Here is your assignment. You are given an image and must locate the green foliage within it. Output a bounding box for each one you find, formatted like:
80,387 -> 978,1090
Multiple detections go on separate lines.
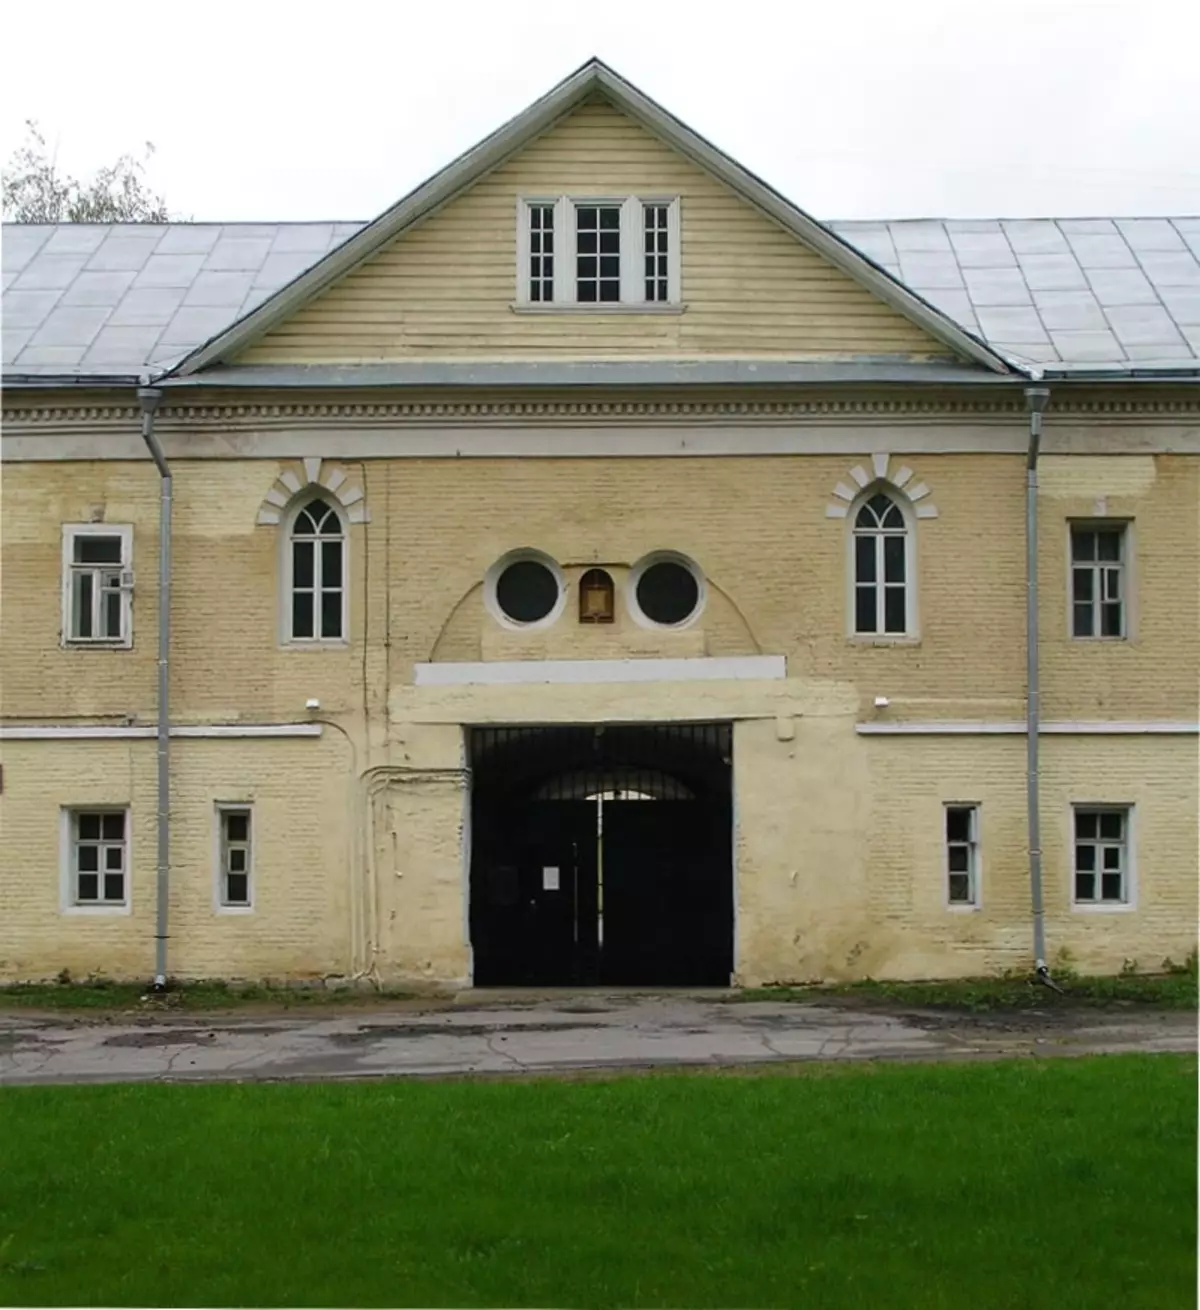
2,120 -> 172,223
0,1057 -> 1193,1308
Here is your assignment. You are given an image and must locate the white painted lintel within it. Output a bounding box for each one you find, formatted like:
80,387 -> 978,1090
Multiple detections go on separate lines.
414,655 -> 787,687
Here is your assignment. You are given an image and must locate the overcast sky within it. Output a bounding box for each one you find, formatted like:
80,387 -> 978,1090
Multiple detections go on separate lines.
4,0 -> 1199,224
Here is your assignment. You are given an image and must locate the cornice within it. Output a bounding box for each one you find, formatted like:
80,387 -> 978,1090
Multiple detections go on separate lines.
5,396 -> 1200,429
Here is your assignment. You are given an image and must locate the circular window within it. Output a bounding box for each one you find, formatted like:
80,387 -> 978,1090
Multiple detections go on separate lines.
487,552 -> 565,628
630,554 -> 704,627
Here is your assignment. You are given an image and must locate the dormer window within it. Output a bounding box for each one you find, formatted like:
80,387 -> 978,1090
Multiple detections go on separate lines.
517,196 -> 680,308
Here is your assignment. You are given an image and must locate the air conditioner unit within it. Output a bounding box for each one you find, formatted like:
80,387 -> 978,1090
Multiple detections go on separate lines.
119,570 -> 136,589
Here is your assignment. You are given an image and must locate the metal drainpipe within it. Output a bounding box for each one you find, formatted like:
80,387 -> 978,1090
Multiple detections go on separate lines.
137,383 -> 170,991
1024,381 -> 1052,985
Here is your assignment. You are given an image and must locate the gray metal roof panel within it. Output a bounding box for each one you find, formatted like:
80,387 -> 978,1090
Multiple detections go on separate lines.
6,217 -> 1199,377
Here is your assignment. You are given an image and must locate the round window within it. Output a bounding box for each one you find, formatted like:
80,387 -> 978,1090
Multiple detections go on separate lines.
634,559 -> 701,626
494,558 -> 560,625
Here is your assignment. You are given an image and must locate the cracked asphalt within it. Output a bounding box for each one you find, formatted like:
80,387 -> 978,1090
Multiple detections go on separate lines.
0,994 -> 1193,1085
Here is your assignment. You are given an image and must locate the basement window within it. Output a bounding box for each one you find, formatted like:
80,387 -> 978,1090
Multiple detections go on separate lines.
62,524 -> 133,647
517,197 -> 680,307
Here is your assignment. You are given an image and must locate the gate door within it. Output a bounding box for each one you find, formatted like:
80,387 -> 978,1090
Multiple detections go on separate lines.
469,724 -> 733,987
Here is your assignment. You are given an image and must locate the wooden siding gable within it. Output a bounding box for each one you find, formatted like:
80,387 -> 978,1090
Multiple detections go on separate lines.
171,61 -> 1009,375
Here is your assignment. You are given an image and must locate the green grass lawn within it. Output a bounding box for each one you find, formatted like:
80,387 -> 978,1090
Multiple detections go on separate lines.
0,1056 -> 1194,1309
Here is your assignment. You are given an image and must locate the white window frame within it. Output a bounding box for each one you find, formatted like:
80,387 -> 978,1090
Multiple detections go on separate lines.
944,803 -> 981,909
484,549 -> 568,631
281,496 -> 349,646
1070,803 -> 1136,911
214,803 -> 254,914
1068,521 -> 1130,641
61,523 -> 134,648
515,195 -> 681,308
626,551 -> 707,630
60,806 -> 132,915
847,486 -> 918,640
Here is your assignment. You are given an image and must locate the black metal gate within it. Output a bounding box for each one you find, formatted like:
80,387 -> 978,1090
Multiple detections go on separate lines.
469,723 -> 733,987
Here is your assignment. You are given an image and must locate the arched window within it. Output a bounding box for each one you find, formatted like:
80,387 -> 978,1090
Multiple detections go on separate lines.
286,497 -> 346,641
853,491 -> 911,635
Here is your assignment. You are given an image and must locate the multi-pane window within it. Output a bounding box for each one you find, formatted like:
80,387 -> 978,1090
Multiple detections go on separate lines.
528,203 -> 554,303
1073,808 -> 1130,905
218,807 -> 252,908
70,810 -> 127,905
63,525 -> 132,645
575,204 -> 622,302
945,805 -> 979,906
644,203 -> 669,302
288,498 -> 345,641
1071,525 -> 1126,638
853,493 -> 909,634
520,197 -> 679,305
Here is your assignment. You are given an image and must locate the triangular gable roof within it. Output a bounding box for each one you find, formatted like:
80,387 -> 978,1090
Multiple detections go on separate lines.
167,58 -> 1015,378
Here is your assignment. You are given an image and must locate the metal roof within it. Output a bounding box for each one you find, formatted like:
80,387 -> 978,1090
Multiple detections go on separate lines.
4,217 -> 1199,380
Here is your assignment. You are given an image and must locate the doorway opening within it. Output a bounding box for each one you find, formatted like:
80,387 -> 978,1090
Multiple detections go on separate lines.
469,723 -> 733,987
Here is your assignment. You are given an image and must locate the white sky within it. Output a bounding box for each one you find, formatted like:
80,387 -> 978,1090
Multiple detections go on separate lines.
3,0 -> 1199,224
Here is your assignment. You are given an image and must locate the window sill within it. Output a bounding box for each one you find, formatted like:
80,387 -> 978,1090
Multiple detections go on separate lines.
946,903 -> 980,912
1069,637 -> 1130,645
1071,902 -> 1135,913
62,903 -> 132,916
62,640 -> 133,651
281,639 -> 350,651
216,905 -> 255,916
846,634 -> 921,648
510,303 -> 687,316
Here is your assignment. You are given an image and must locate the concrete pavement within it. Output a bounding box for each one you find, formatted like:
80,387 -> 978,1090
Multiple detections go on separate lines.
0,994 -> 1193,1086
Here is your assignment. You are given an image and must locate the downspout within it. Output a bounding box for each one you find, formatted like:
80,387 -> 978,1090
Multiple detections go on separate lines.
1023,381 -> 1053,987
137,383 -> 170,991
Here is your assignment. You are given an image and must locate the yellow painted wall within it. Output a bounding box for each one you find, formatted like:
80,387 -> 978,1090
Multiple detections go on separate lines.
2,437 -> 1197,985
237,98 -> 945,363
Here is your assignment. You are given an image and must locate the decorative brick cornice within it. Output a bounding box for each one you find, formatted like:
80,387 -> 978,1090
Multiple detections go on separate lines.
4,395 -> 1200,428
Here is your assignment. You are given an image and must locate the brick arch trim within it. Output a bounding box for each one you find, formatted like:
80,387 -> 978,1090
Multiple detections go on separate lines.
824,452 -> 938,520
255,457 -> 370,526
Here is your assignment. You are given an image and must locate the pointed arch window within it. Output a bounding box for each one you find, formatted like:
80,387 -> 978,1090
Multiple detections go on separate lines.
853,491 -> 911,635
286,497 -> 346,642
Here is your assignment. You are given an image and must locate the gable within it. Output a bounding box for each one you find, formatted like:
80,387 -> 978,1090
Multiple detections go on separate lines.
235,97 -> 952,365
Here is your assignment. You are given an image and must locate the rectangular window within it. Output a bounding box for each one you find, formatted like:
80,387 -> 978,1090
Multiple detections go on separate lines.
518,197 -> 680,306
70,809 -> 128,906
644,203 -> 670,302
62,525 -> 133,646
1073,807 -> 1130,905
1071,524 -> 1126,638
528,203 -> 554,303
217,806 -> 253,909
576,204 -> 622,302
945,805 -> 980,906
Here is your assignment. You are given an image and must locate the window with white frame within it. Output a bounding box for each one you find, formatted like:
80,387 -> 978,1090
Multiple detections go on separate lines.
287,498 -> 346,642
1071,524 -> 1127,639
68,809 -> 128,906
217,806 -> 252,909
518,196 -> 680,306
1073,807 -> 1130,905
945,805 -> 980,906
62,524 -> 133,646
853,492 -> 911,635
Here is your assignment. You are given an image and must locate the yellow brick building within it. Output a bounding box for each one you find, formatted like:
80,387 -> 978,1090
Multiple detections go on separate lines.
2,61 -> 1197,989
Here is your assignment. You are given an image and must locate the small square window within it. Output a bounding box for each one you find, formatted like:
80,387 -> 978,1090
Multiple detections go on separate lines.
1070,524 -> 1127,639
945,805 -> 980,907
1073,807 -> 1130,905
217,806 -> 253,910
68,809 -> 128,907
